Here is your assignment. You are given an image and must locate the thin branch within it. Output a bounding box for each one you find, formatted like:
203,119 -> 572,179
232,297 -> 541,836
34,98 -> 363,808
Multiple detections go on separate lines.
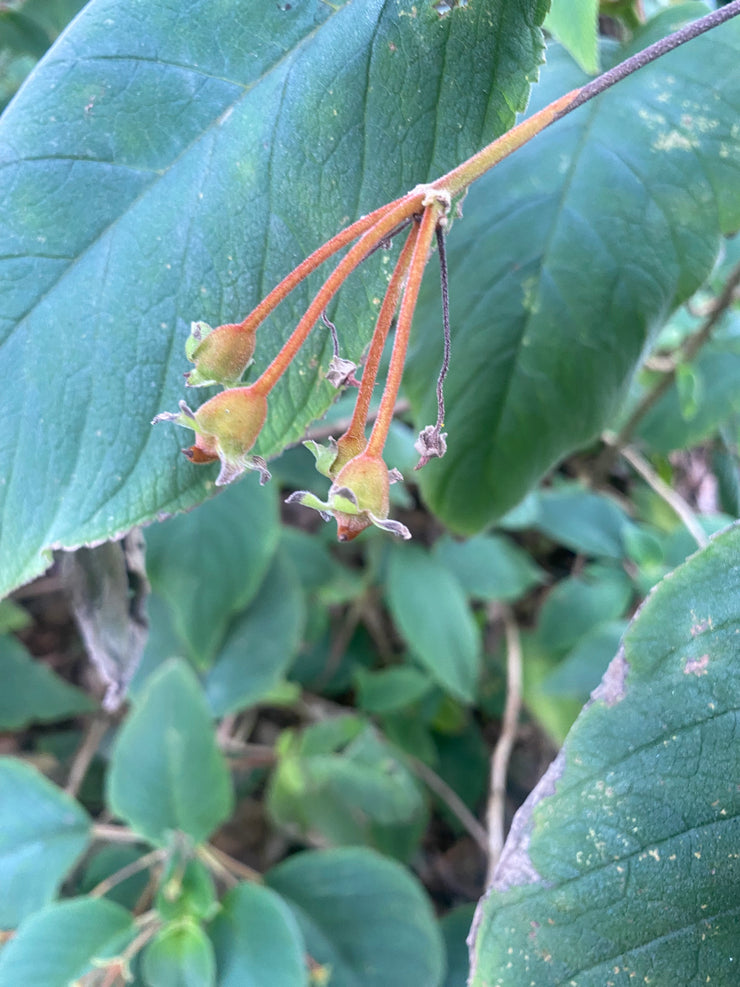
89,848 -> 166,899
611,259 -> 740,453
618,443 -> 708,549
555,2 -> 740,120
91,823 -> 145,844
197,842 -> 262,885
409,755 -> 488,853
65,715 -> 109,798
486,605 -> 523,883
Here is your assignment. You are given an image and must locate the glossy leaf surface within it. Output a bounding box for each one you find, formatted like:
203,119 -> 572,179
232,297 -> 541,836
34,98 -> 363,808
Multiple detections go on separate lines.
470,523 -> 740,985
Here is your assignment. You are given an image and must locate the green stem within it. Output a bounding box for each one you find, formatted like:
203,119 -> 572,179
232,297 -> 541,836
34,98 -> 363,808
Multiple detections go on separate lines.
252,194 -> 424,398
337,224 -> 419,461
367,203 -> 442,458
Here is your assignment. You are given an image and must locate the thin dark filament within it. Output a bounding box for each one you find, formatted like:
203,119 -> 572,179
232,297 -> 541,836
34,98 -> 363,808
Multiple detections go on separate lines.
321,310 -> 340,358
435,223 -> 451,431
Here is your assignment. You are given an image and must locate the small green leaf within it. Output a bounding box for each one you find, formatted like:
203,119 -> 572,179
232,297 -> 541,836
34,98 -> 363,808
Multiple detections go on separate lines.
0,897 -> 134,986
544,0 -> 599,73
266,847 -> 444,987
536,564 -> 632,654
0,599 -> 31,633
107,658 -> 233,845
0,759 -> 91,928
386,545 -> 481,703
469,522 -> 740,985
156,858 -> 218,923
268,723 -> 425,851
440,904 -> 475,987
532,485 -> 635,559
209,882 -> 307,987
145,481 -> 279,668
204,553 -> 304,717
142,918 -> 216,987
354,666 -> 433,714
0,634 -> 94,729
433,534 -> 545,602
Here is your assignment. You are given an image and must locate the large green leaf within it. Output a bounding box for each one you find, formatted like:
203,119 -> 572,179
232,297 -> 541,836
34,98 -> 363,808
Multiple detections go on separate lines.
0,0 -> 548,596
266,847 -> 444,987
209,882 -> 307,987
469,522 -> 740,985
0,759 -> 91,928
406,5 -> 740,532
0,897 -> 134,986
107,658 -> 233,845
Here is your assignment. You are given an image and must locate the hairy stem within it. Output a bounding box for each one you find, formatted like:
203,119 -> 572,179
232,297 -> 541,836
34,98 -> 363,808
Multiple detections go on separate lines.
434,2 -> 740,199
252,194 -> 425,397
337,224 -> 419,458
367,203 -> 442,458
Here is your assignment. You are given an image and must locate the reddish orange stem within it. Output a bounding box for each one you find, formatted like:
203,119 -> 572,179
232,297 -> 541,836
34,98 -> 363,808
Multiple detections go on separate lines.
251,194 -> 424,398
366,202 -> 442,459
336,223 -> 420,462
235,195 -> 409,338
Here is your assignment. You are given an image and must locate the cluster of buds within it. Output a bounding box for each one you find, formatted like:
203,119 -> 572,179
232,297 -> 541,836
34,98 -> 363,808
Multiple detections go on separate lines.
153,183 -> 454,542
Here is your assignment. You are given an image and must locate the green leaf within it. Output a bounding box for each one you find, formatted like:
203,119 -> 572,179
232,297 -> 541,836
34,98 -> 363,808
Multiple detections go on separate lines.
204,552 -> 304,717
268,722 -> 426,854
469,522 -> 740,985
386,544 -> 481,703
0,759 -> 91,929
266,847 -> 444,987
433,533 -> 545,601
0,599 -> 31,633
145,480 -> 279,668
0,634 -> 95,728
407,9 -> 740,531
536,564 -> 632,654
440,904 -> 475,987
107,658 -> 233,845
544,0 -> 599,73
209,882 -> 307,987
638,328 -> 740,453
531,485 -> 635,559
0,897 -> 134,986
142,919 -> 216,987
0,0 -> 549,596
354,665 -> 434,714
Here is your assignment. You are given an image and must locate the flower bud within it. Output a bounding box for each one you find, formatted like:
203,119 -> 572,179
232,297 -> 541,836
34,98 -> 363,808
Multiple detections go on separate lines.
286,451 -> 410,542
184,321 -> 256,387
153,386 -> 269,486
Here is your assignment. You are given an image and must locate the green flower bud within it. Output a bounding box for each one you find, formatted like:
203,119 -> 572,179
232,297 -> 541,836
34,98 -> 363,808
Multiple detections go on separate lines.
184,321 -> 256,387
286,451 -> 409,542
153,386 -> 269,486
